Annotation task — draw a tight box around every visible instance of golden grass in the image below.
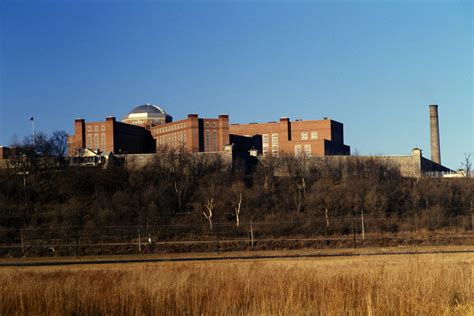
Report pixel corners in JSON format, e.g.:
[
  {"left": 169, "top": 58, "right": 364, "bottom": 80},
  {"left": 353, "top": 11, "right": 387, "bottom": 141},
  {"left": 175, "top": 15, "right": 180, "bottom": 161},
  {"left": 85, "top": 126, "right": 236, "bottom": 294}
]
[{"left": 1, "top": 254, "right": 473, "bottom": 315}]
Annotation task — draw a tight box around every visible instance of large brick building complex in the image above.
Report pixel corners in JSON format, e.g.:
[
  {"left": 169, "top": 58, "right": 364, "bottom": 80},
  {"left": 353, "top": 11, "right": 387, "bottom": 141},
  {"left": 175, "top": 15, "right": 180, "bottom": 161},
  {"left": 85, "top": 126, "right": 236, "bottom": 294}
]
[
  {"left": 68, "top": 103, "right": 350, "bottom": 157},
  {"left": 68, "top": 105, "right": 231, "bottom": 155},
  {"left": 230, "top": 117, "right": 350, "bottom": 156},
  {"left": 68, "top": 116, "right": 156, "bottom": 155}
]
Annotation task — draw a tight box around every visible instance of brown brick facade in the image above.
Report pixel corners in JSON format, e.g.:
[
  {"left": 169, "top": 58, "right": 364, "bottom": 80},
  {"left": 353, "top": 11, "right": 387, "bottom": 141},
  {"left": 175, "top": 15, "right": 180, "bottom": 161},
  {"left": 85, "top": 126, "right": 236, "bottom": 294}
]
[
  {"left": 150, "top": 114, "right": 230, "bottom": 152},
  {"left": 229, "top": 117, "right": 350, "bottom": 156},
  {"left": 68, "top": 113, "right": 349, "bottom": 157},
  {"left": 69, "top": 114, "right": 230, "bottom": 155},
  {"left": 68, "top": 117, "right": 155, "bottom": 155},
  {"left": 0, "top": 146, "right": 14, "bottom": 160}
]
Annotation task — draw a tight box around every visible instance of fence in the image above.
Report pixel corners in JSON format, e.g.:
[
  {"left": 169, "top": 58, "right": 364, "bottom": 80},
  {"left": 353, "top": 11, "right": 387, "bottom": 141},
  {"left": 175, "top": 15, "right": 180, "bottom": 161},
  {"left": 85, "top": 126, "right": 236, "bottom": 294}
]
[
  {"left": 423, "top": 170, "right": 474, "bottom": 178},
  {"left": 1, "top": 213, "right": 473, "bottom": 258}
]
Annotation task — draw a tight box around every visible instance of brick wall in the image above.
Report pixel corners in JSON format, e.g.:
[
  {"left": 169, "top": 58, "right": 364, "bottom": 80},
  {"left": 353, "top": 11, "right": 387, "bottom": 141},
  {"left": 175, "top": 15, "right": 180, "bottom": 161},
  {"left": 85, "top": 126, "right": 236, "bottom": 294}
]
[
  {"left": 69, "top": 117, "right": 155, "bottom": 155},
  {"left": 229, "top": 117, "right": 350, "bottom": 157},
  {"left": 150, "top": 114, "right": 230, "bottom": 153}
]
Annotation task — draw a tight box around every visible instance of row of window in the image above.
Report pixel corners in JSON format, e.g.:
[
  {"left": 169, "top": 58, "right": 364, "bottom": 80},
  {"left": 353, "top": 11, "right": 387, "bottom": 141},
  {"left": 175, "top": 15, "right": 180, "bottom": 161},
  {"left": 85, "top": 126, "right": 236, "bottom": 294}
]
[
  {"left": 156, "top": 131, "right": 187, "bottom": 145},
  {"left": 262, "top": 133, "right": 279, "bottom": 156},
  {"left": 204, "top": 129, "right": 218, "bottom": 151},
  {"left": 295, "top": 144, "right": 312, "bottom": 157},
  {"left": 87, "top": 125, "right": 106, "bottom": 132},
  {"left": 262, "top": 131, "right": 318, "bottom": 144},
  {"left": 154, "top": 122, "right": 188, "bottom": 135},
  {"left": 301, "top": 131, "right": 318, "bottom": 140},
  {"left": 86, "top": 133, "right": 106, "bottom": 150},
  {"left": 204, "top": 121, "right": 217, "bottom": 127}
]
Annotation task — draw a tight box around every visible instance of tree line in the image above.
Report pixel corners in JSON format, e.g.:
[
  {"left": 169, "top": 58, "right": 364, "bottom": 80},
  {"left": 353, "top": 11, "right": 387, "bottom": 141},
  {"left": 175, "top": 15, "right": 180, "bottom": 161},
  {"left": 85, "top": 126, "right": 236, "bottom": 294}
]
[{"left": 0, "top": 131, "right": 473, "bottom": 236}]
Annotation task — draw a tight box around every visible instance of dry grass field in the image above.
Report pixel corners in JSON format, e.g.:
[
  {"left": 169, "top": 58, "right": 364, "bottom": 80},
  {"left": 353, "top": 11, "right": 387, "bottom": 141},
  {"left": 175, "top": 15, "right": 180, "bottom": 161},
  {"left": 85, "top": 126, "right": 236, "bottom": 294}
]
[{"left": 1, "top": 252, "right": 473, "bottom": 315}]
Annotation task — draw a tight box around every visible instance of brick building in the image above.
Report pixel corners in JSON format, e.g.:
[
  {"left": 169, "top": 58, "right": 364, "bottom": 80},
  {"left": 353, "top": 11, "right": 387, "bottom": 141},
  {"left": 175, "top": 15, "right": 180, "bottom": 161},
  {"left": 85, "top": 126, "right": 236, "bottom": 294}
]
[
  {"left": 150, "top": 114, "right": 230, "bottom": 152},
  {"left": 69, "top": 112, "right": 230, "bottom": 155},
  {"left": 68, "top": 117, "right": 156, "bottom": 155},
  {"left": 68, "top": 104, "right": 349, "bottom": 158},
  {"left": 229, "top": 117, "right": 350, "bottom": 157},
  {"left": 0, "top": 146, "right": 14, "bottom": 160}
]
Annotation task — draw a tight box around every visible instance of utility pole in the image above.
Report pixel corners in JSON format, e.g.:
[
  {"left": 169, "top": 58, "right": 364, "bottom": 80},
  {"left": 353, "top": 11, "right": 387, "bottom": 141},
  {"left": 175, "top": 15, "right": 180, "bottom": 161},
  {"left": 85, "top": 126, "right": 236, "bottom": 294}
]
[
  {"left": 361, "top": 209, "right": 365, "bottom": 241},
  {"left": 353, "top": 216, "right": 357, "bottom": 250},
  {"left": 75, "top": 227, "right": 79, "bottom": 258},
  {"left": 250, "top": 220, "right": 254, "bottom": 248},
  {"left": 471, "top": 201, "right": 473, "bottom": 231},
  {"left": 138, "top": 228, "right": 141, "bottom": 253},
  {"left": 30, "top": 117, "right": 35, "bottom": 146},
  {"left": 20, "top": 229, "right": 25, "bottom": 257}
]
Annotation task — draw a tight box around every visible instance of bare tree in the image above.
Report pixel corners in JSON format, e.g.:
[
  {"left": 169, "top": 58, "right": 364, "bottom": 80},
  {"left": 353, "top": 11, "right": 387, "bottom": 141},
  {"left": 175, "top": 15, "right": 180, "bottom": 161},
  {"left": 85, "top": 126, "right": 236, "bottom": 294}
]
[
  {"left": 325, "top": 208, "right": 330, "bottom": 229},
  {"left": 50, "top": 130, "right": 69, "bottom": 157},
  {"left": 234, "top": 193, "right": 242, "bottom": 227},
  {"left": 296, "top": 177, "right": 306, "bottom": 212},
  {"left": 174, "top": 181, "right": 183, "bottom": 212},
  {"left": 461, "top": 153, "right": 472, "bottom": 177},
  {"left": 203, "top": 198, "right": 214, "bottom": 231}
]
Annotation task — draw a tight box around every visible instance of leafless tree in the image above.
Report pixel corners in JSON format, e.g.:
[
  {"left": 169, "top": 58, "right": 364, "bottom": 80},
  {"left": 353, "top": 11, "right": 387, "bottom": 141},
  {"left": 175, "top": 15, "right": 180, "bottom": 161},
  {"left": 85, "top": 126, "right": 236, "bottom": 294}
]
[
  {"left": 203, "top": 198, "right": 214, "bottom": 231},
  {"left": 296, "top": 177, "right": 306, "bottom": 212},
  {"left": 461, "top": 153, "right": 472, "bottom": 177},
  {"left": 234, "top": 193, "right": 242, "bottom": 227},
  {"left": 50, "top": 131, "right": 68, "bottom": 156}
]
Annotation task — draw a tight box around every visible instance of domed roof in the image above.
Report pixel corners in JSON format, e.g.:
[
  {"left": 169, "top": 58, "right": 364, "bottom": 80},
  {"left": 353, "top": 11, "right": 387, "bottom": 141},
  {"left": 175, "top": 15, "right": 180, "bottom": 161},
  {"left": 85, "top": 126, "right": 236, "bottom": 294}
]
[{"left": 129, "top": 104, "right": 168, "bottom": 116}]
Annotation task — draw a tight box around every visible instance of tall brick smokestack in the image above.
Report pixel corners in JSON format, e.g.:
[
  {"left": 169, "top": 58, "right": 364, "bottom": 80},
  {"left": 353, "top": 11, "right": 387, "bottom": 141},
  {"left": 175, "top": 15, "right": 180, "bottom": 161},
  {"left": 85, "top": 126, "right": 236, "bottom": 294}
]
[{"left": 429, "top": 104, "right": 441, "bottom": 164}]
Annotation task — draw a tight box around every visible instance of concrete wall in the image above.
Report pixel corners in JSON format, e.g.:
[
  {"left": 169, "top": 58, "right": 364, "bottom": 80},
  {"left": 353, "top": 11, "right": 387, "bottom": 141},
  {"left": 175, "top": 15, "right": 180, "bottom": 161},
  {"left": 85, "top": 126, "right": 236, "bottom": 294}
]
[
  {"left": 261, "top": 148, "right": 453, "bottom": 178},
  {"left": 123, "top": 151, "right": 233, "bottom": 170},
  {"left": 260, "top": 149, "right": 434, "bottom": 178}
]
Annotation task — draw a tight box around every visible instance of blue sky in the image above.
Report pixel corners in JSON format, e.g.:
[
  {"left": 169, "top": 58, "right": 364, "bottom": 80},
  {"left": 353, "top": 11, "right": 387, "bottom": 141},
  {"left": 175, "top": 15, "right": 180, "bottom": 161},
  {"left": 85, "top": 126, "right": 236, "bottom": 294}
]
[{"left": 0, "top": 0, "right": 472, "bottom": 169}]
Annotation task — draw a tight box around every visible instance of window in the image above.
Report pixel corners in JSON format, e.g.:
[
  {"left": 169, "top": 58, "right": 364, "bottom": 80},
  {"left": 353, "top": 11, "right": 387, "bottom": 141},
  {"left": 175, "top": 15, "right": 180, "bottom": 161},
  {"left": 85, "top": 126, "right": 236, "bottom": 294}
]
[
  {"left": 271, "top": 133, "right": 279, "bottom": 156},
  {"left": 271, "top": 133, "right": 278, "bottom": 143},
  {"left": 301, "top": 132, "right": 308, "bottom": 140},
  {"left": 311, "top": 131, "right": 318, "bottom": 140},
  {"left": 295, "top": 145, "right": 302, "bottom": 157},
  {"left": 94, "top": 126, "right": 99, "bottom": 132},
  {"left": 262, "top": 134, "right": 269, "bottom": 156},
  {"left": 304, "top": 144, "right": 312, "bottom": 157},
  {"left": 86, "top": 134, "right": 92, "bottom": 147},
  {"left": 100, "top": 133, "right": 106, "bottom": 148},
  {"left": 94, "top": 134, "right": 99, "bottom": 148},
  {"left": 205, "top": 130, "right": 210, "bottom": 150},
  {"left": 87, "top": 126, "right": 92, "bottom": 132},
  {"left": 213, "top": 130, "right": 217, "bottom": 151}
]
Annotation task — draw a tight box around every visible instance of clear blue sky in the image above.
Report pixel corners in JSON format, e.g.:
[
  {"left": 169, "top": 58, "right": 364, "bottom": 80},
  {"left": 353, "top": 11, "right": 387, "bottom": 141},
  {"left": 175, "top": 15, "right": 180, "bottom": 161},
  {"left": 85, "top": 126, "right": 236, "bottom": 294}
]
[{"left": 1, "top": 0, "right": 472, "bottom": 169}]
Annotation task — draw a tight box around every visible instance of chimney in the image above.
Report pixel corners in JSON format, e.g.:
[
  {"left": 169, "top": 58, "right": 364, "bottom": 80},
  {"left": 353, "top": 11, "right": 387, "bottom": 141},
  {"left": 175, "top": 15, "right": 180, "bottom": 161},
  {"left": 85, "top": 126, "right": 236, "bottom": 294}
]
[
  {"left": 74, "top": 118, "right": 86, "bottom": 149},
  {"left": 429, "top": 105, "right": 441, "bottom": 164}
]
